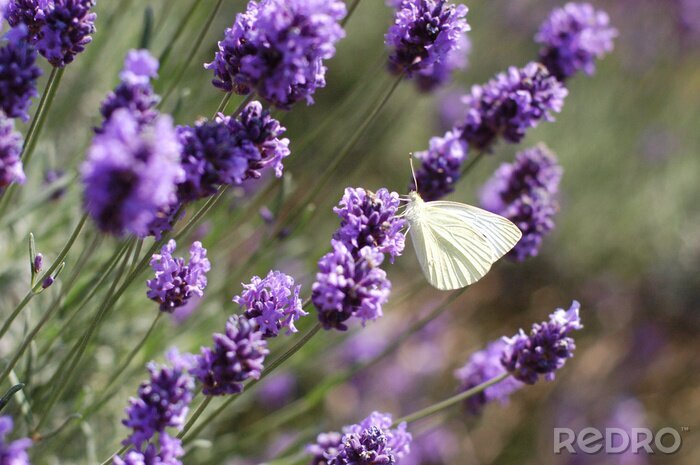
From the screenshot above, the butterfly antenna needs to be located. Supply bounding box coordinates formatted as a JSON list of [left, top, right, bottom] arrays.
[[409, 153, 419, 192]]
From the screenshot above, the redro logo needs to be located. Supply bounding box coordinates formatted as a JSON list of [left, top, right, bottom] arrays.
[[553, 427, 683, 455]]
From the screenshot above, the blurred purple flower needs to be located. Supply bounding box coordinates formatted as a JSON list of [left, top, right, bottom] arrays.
[[411, 128, 468, 201], [501, 301, 583, 384], [114, 433, 184, 465], [205, 0, 346, 109], [147, 240, 211, 313], [43, 168, 66, 200], [436, 88, 467, 131], [413, 33, 470, 92], [258, 372, 297, 408], [385, 0, 469, 81], [333, 187, 406, 261], [480, 144, 562, 260], [454, 340, 524, 415], [234, 270, 306, 338], [399, 426, 457, 465], [8, 0, 97, 67], [312, 241, 391, 331], [81, 109, 184, 237], [461, 62, 567, 152], [122, 350, 195, 448], [0, 116, 24, 191], [177, 101, 289, 202], [536, 2, 617, 81], [99, 49, 160, 132], [0, 25, 41, 121], [0, 416, 31, 465], [192, 315, 269, 396]]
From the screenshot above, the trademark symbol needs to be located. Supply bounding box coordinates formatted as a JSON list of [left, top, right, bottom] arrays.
[[681, 427, 690, 432]]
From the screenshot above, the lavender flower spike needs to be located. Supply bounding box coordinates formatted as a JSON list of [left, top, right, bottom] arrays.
[[0, 416, 31, 465], [501, 301, 583, 384], [536, 2, 617, 81], [81, 109, 185, 237], [460, 62, 567, 152], [480, 144, 562, 261], [192, 315, 269, 396], [234, 270, 306, 338], [411, 128, 468, 201], [312, 241, 391, 331], [386, 0, 470, 79], [0, 116, 25, 191], [147, 240, 211, 313], [122, 350, 195, 448], [205, 0, 347, 109], [455, 340, 524, 415], [0, 25, 41, 121], [114, 433, 184, 465]]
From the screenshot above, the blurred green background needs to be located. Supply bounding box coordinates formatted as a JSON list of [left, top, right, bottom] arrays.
[[1, 0, 700, 464]]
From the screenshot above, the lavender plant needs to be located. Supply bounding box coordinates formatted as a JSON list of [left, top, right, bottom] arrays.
[[0, 1, 636, 464]]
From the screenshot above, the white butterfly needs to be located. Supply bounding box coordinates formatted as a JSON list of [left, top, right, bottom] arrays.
[[404, 190, 522, 291]]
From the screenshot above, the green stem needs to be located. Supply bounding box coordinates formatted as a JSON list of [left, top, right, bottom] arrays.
[[0, 214, 88, 340], [460, 152, 484, 177], [22, 67, 66, 166], [157, 0, 205, 68], [159, 0, 225, 106], [214, 92, 232, 115], [182, 322, 322, 443], [342, 0, 362, 26], [393, 373, 510, 425]]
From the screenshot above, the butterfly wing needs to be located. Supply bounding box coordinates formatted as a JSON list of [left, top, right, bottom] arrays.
[[409, 205, 496, 290], [428, 201, 522, 260]]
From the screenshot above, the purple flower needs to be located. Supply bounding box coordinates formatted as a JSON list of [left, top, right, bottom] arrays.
[[501, 301, 583, 384], [192, 315, 269, 396], [333, 188, 406, 260], [8, 0, 96, 67], [99, 49, 160, 131], [114, 433, 184, 465], [0, 116, 24, 190], [81, 109, 185, 237], [312, 241, 391, 331], [234, 270, 306, 338], [177, 101, 289, 202], [0, 26, 41, 121], [413, 33, 470, 92], [454, 340, 524, 415], [411, 128, 468, 201], [460, 62, 567, 152], [0, 416, 31, 465], [205, 0, 347, 109], [310, 412, 411, 465], [122, 350, 195, 448], [480, 144, 562, 260], [536, 2, 617, 81], [147, 240, 211, 313], [385, 0, 469, 80]]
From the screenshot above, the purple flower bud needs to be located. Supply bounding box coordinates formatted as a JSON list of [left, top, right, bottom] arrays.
[[0, 116, 24, 191], [205, 0, 347, 109], [536, 2, 617, 81], [0, 416, 32, 465], [501, 301, 583, 384], [114, 432, 183, 465], [33, 253, 43, 273], [41, 276, 53, 288], [0, 25, 41, 121], [410, 128, 468, 201]]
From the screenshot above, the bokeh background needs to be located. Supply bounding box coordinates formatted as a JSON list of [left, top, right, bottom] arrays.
[[1, 0, 699, 464]]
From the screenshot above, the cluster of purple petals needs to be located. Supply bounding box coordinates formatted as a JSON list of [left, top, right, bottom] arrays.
[[413, 33, 470, 92], [460, 62, 567, 152], [480, 144, 562, 260], [501, 301, 583, 384], [454, 340, 524, 415], [411, 128, 467, 200], [7, 0, 97, 67], [147, 240, 211, 313], [205, 0, 347, 109], [233, 270, 306, 338], [114, 433, 183, 465], [176, 101, 289, 202], [0, 26, 41, 121], [332, 187, 406, 260], [99, 49, 160, 131], [536, 2, 617, 81], [80, 109, 185, 237], [312, 241, 391, 331], [122, 351, 195, 448], [0, 116, 24, 190], [308, 412, 411, 465], [385, 0, 469, 80], [192, 315, 269, 396], [0, 416, 31, 465]]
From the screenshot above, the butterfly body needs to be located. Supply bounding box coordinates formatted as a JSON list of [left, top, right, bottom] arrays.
[[405, 191, 522, 291]]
